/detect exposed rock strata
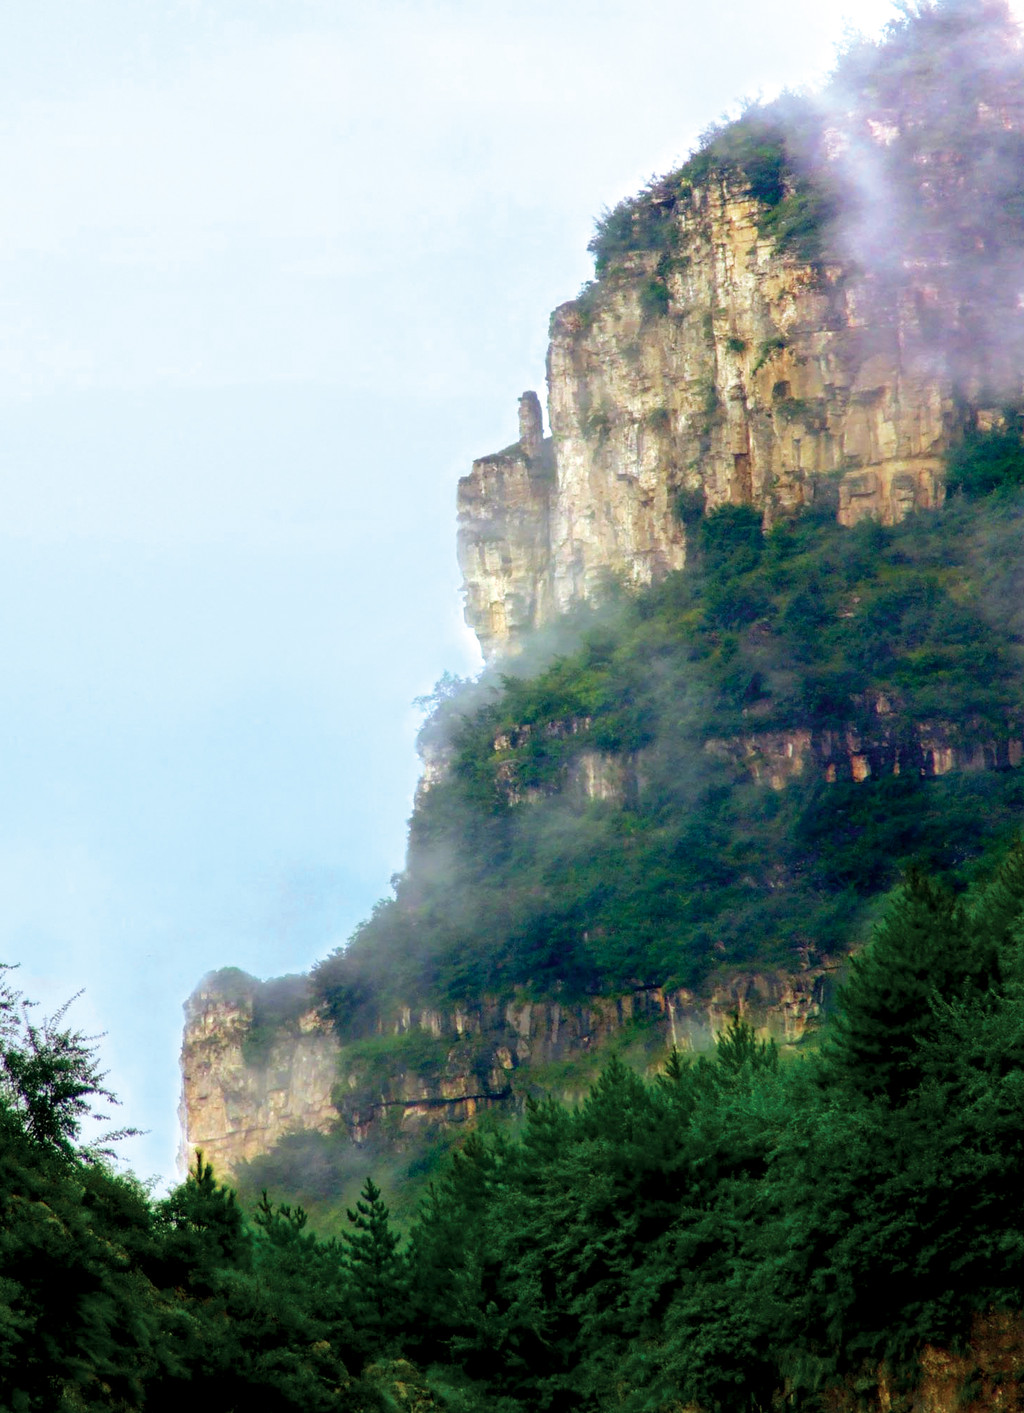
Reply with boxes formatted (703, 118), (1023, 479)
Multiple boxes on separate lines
(178, 979), (339, 1179)
(823, 1312), (1024, 1413)
(488, 709), (1024, 808)
(457, 392), (556, 657)
(458, 173), (983, 659)
(180, 966), (835, 1181)
(704, 723), (1024, 791)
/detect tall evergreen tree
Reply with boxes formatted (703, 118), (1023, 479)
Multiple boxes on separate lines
(342, 1176), (404, 1337)
(968, 836), (1024, 956)
(155, 1150), (252, 1293)
(822, 870), (995, 1102)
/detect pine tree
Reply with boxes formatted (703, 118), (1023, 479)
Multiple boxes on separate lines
(967, 835), (1024, 957)
(342, 1176), (404, 1335)
(822, 869), (994, 1102)
(713, 1014), (779, 1080)
(155, 1150), (252, 1292)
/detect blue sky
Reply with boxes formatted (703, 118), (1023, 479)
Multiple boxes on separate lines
(0, 0), (903, 1183)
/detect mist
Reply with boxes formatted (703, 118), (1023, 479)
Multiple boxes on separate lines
(806, 0), (1024, 399)
(0, 0), (911, 1183)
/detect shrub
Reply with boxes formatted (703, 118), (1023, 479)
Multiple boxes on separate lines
(946, 423), (1024, 498)
(588, 181), (679, 275)
(640, 276), (671, 318)
(753, 335), (788, 373)
(698, 504), (764, 576)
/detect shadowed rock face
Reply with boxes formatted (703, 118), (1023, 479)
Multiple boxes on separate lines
(823, 1312), (1024, 1413)
(457, 171), (980, 661)
(180, 966), (836, 1181)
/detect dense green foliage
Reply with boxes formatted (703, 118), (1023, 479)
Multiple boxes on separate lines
(341, 848), (1024, 1410)
(14, 845), (1024, 1409)
(947, 417), (1024, 497)
(0, 973), (412, 1409)
(314, 487), (1024, 1024)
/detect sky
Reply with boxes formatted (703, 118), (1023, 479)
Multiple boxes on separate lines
(0, 0), (910, 1184)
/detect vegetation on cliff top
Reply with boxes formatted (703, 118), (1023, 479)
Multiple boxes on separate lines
(587, 97), (834, 277)
(584, 0), (1024, 386)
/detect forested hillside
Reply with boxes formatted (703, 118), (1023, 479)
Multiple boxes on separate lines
(19, 1), (1024, 1406)
(12, 847), (1024, 1409)
(315, 464), (1024, 1024)
(217, 441), (1024, 1257)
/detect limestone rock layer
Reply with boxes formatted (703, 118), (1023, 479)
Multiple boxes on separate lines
(180, 966), (834, 1183)
(457, 173), (970, 659)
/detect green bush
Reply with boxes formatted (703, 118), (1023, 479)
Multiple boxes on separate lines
(588, 180), (679, 275)
(639, 276), (670, 318)
(946, 423), (1024, 498)
(698, 503), (764, 575)
(752, 334), (788, 372)
(586, 98), (834, 280)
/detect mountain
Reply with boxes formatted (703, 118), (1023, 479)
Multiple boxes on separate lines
(18, 7), (1024, 1410)
(458, 0), (1024, 656)
(182, 0), (1024, 1216)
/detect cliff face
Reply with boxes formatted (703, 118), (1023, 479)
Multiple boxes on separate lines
(456, 392), (557, 652)
(180, 964), (836, 1181)
(183, 125), (1024, 1186)
(706, 720), (1024, 791)
(178, 978), (339, 1179)
(458, 173), (964, 658)
(823, 1313), (1024, 1413)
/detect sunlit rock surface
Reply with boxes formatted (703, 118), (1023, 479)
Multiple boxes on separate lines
(178, 975), (338, 1180)
(458, 173), (970, 659)
(180, 965), (836, 1181)
(456, 392), (556, 658)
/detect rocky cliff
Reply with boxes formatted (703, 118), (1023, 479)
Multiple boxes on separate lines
(458, 170), (973, 658)
(178, 973), (339, 1178)
(180, 963), (836, 1181)
(182, 77), (1024, 1184)
(181, 176), (1024, 1178)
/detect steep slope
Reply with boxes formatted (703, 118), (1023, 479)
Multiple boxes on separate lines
(181, 963), (833, 1184)
(182, 0), (1024, 1206)
(459, 3), (1024, 656)
(320, 493), (1024, 1008)
(458, 187), (949, 657)
(184, 484), (1024, 1193)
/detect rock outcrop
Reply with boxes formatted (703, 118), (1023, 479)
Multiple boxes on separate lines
(178, 973), (339, 1179)
(706, 721), (1024, 791)
(180, 964), (837, 1181)
(823, 1312), (1024, 1413)
(457, 172), (978, 659)
(457, 392), (556, 657)
(485, 699), (1024, 808)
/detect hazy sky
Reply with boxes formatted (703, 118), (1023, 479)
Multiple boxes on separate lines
(2, 0), (907, 1182)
